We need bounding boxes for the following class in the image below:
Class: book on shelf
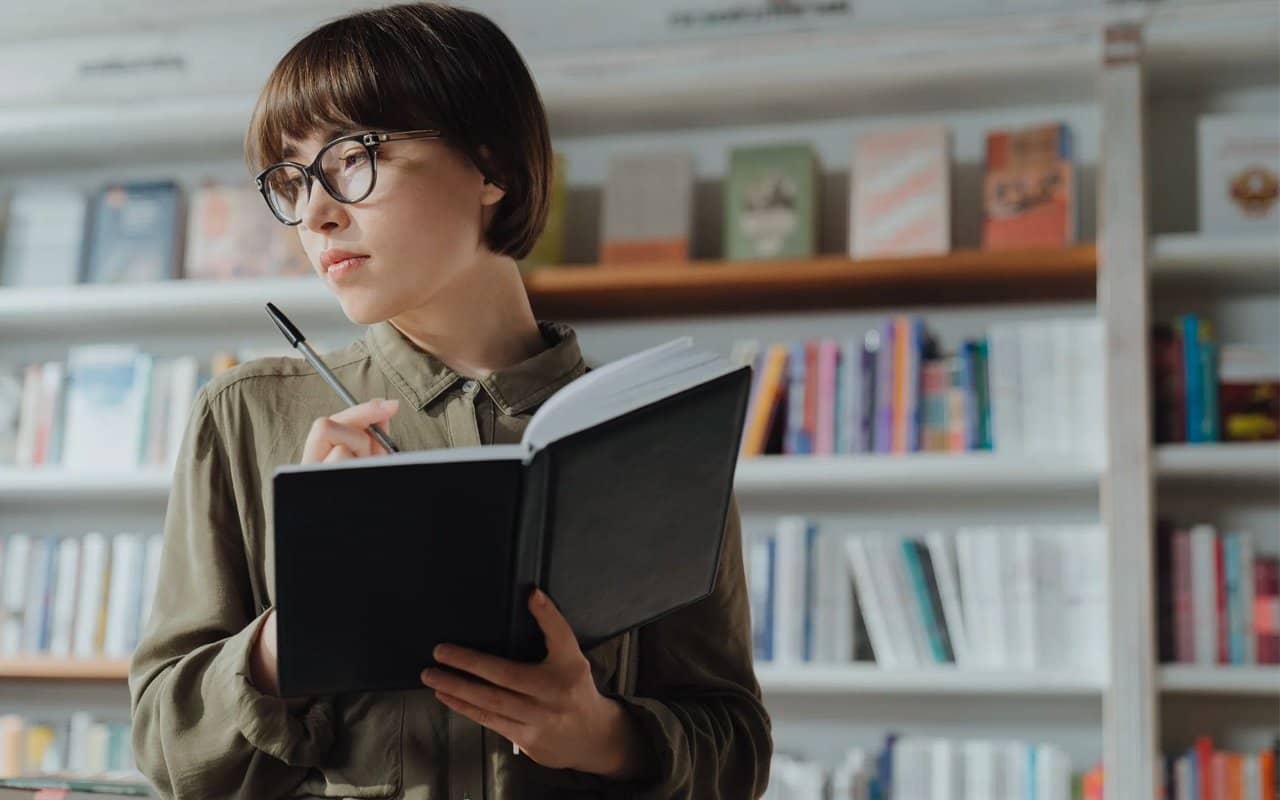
[1153,318,1278,444]
[1157,522,1279,666]
[183,181,309,280]
[770,734,1088,800]
[982,122,1077,250]
[271,337,749,696]
[600,151,694,265]
[520,151,566,273]
[723,142,820,261]
[746,518,1107,673]
[0,531,162,661]
[1161,735,1279,800]
[60,346,153,472]
[735,315,1099,459]
[0,712,140,788]
[82,182,183,285]
[0,188,88,289]
[1198,113,1280,235]
[849,125,951,259]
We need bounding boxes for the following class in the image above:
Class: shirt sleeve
[606,494,774,799]
[128,386,336,799]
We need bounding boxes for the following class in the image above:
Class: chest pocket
[289,691,405,798]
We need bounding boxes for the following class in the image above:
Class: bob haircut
[245,2,552,260]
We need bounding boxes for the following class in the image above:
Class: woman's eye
[341,151,368,170]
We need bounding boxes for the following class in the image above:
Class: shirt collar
[362,319,587,416]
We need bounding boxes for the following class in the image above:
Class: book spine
[975,340,993,450]
[1183,315,1204,443]
[1174,530,1195,662]
[804,341,819,454]
[815,340,838,456]
[1200,327,1221,441]
[1156,521,1176,663]
[784,341,808,455]
[914,540,956,663]
[1217,532,1229,664]
[1191,525,1218,664]
[875,320,896,454]
[507,452,552,661]
[901,539,948,663]
[1256,557,1280,665]
[861,329,879,453]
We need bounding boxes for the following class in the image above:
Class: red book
[1217,535,1229,664]
[1256,557,1280,664]
[1197,737,1215,800]
[804,340,819,454]
[1173,529,1195,662]
[1153,323,1187,444]
[1260,748,1276,800]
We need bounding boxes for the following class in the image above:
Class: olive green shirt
[128,319,771,800]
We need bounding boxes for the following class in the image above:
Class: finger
[323,443,356,462]
[327,397,399,429]
[435,690,527,746]
[303,417,374,462]
[432,644,553,698]
[420,667,541,724]
[528,589,579,665]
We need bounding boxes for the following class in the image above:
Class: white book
[986,323,1023,454]
[124,533,150,653]
[1175,754,1192,800]
[1062,524,1109,672]
[976,528,1008,668]
[1050,319,1074,454]
[23,537,56,654]
[73,532,110,658]
[48,536,81,658]
[955,529,989,667]
[830,748,869,800]
[61,345,154,470]
[1033,529,1068,670]
[14,364,43,467]
[1198,113,1280,234]
[0,370,23,466]
[142,357,174,466]
[1074,319,1106,460]
[38,361,67,465]
[1018,323,1052,456]
[1189,524,1218,665]
[1006,527,1037,670]
[870,534,927,667]
[104,532,143,658]
[930,738,959,800]
[140,533,165,642]
[746,533,774,663]
[1236,531,1256,665]
[1244,754,1261,800]
[964,740,996,800]
[165,356,201,469]
[926,530,971,668]
[0,533,32,655]
[772,517,809,664]
[1035,743,1071,800]
[0,188,87,287]
[844,535,899,668]
[67,711,93,773]
[813,530,853,663]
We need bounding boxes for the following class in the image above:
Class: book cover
[0,188,87,288]
[844,536,898,668]
[1256,557,1280,664]
[60,346,153,471]
[1173,529,1195,662]
[982,122,1076,250]
[0,371,18,467]
[73,533,109,659]
[521,152,566,273]
[1190,525,1218,664]
[83,181,182,284]
[803,340,819,455]
[784,341,809,455]
[814,340,838,455]
[1198,113,1280,234]
[600,152,694,265]
[1153,322,1187,444]
[1218,344,1279,442]
[742,344,788,457]
[874,319,895,453]
[724,143,819,261]
[747,534,775,662]
[184,182,309,280]
[850,126,950,258]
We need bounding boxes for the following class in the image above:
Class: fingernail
[533,589,547,607]
[434,644,447,660]
[420,668,432,683]
[380,398,399,409]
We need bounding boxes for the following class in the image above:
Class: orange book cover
[741,344,788,457]
[891,317,909,453]
[1260,749,1276,800]
[983,123,1076,250]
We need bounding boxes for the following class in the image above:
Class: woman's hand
[421,589,652,782]
[250,398,403,695]
[300,397,400,463]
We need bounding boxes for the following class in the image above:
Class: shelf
[735,452,1101,495]
[1154,442,1280,482]
[0,468,173,502]
[1159,665,1280,695]
[756,664,1105,695]
[0,246,1098,333]
[1150,233,1280,291]
[0,657,130,681]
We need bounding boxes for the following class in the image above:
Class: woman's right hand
[300,397,400,463]
[250,397,403,695]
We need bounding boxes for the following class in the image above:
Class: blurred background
[0,1,1277,798]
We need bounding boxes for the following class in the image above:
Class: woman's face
[281,129,505,325]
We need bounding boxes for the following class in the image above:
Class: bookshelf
[0,2,1276,795]
[0,246,1096,334]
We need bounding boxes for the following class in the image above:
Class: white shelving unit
[1159,666,1280,696]
[0,2,1277,796]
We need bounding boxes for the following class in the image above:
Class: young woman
[127,4,771,799]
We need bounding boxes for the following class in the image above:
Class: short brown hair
[245,3,552,260]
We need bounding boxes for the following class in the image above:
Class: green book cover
[723,143,819,261]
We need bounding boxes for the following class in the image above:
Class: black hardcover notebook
[272,338,751,696]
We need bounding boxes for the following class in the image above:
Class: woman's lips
[325,256,368,282]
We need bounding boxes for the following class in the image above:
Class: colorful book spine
[741,344,788,457]
[815,340,838,455]
[784,341,809,455]
[875,320,896,454]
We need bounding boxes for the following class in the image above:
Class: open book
[272,337,751,696]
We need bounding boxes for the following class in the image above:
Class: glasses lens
[263,165,309,223]
[319,140,374,202]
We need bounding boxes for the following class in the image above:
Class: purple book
[874,318,896,453]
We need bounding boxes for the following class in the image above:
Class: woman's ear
[477,145,506,207]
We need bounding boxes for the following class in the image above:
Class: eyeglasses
[255,128,443,225]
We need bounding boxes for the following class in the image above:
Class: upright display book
[273,337,751,696]
[82,181,182,284]
[723,143,820,261]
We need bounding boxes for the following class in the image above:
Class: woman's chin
[333,291,393,327]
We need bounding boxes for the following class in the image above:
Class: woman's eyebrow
[281,126,357,160]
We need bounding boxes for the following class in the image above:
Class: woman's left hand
[420,588,649,781]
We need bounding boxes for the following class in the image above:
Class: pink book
[850,126,951,258]
[1173,530,1195,662]
[814,340,839,455]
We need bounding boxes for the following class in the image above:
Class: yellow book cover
[741,344,788,457]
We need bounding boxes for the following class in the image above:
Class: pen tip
[265,302,304,347]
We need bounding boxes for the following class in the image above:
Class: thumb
[529,589,579,663]
[328,397,400,429]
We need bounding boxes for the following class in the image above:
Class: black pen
[265,302,401,454]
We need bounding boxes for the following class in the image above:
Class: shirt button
[461,379,478,395]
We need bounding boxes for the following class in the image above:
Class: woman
[128,4,771,799]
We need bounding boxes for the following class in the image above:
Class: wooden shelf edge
[0,657,131,681]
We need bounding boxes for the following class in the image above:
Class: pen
[265,302,401,454]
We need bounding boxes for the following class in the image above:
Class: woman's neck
[387,252,546,379]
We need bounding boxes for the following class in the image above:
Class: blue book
[1181,315,1204,443]
[785,341,810,455]
[1201,337,1221,442]
[802,522,819,662]
[901,540,950,663]
[1225,532,1247,664]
